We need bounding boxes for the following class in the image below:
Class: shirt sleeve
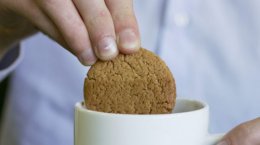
[0,45,23,82]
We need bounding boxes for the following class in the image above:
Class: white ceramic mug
[74,98,224,145]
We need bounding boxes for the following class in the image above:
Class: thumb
[217,117,260,145]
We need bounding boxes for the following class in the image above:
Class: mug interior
[173,99,206,113]
[78,98,206,115]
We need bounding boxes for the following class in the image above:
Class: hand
[217,117,260,145]
[0,5,36,59]
[0,0,140,65]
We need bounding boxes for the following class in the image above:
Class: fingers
[73,0,118,60]
[3,0,140,65]
[36,0,97,65]
[14,0,67,48]
[217,118,260,145]
[0,0,66,47]
[105,0,140,54]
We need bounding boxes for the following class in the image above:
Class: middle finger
[73,0,118,60]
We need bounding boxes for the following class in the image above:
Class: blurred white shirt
[1,0,260,145]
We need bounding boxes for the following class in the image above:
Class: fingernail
[78,48,97,66]
[118,29,139,51]
[217,141,229,145]
[97,37,118,60]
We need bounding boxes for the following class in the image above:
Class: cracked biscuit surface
[84,48,176,114]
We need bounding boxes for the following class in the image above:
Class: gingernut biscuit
[84,48,176,114]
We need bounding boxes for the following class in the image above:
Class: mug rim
[75,98,208,117]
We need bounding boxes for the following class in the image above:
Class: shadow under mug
[74,98,224,145]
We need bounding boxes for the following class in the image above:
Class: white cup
[74,98,224,145]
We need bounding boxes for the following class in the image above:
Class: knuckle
[36,0,60,9]
[224,137,234,145]
[85,11,115,41]
[113,12,133,22]
[236,123,254,143]
[71,19,85,31]
[39,0,55,4]
[238,123,251,136]
[112,13,137,31]
[65,32,88,55]
[86,10,111,26]
[113,13,137,32]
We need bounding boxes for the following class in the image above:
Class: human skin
[217,117,260,145]
[0,0,140,65]
[0,1,259,144]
